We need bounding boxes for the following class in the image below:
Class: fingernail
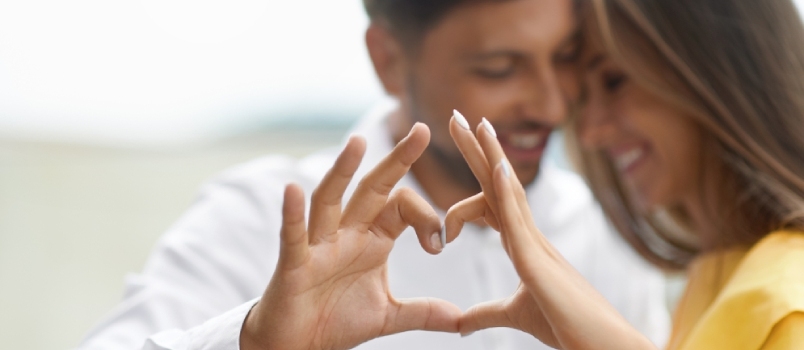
[440,224,447,248]
[481,117,497,137]
[430,232,443,251]
[501,159,512,178]
[461,332,475,338]
[453,109,470,130]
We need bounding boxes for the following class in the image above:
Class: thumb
[459,299,514,336]
[383,297,463,335]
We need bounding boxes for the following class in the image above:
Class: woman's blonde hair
[567,0,804,269]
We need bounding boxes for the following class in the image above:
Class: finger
[341,123,430,230]
[371,188,443,254]
[307,135,367,243]
[494,161,540,273]
[459,299,514,336]
[449,110,499,216]
[384,297,463,335]
[444,193,500,244]
[278,183,309,270]
[477,120,533,221]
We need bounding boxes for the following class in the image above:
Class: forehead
[420,0,576,55]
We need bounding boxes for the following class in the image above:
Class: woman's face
[578,48,706,213]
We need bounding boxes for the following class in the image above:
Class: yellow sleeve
[761,312,804,349]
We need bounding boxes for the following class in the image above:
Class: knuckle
[367,179,394,197]
[310,188,340,207]
[368,221,390,238]
[310,187,322,201]
[391,141,418,165]
[394,187,416,201]
[331,163,354,180]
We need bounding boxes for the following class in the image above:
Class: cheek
[664,120,705,194]
[636,109,705,208]
[410,65,464,120]
[455,77,526,116]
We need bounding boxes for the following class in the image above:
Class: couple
[79,0,804,349]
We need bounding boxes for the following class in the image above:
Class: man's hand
[240,123,462,350]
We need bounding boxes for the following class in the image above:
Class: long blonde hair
[568,0,804,269]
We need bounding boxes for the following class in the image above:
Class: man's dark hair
[362,0,505,48]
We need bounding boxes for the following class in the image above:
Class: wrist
[240,302,266,350]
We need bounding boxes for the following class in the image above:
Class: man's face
[398,0,580,187]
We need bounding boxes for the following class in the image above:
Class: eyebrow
[465,50,527,62]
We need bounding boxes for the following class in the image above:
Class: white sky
[1,1,803,147]
[0,0,381,147]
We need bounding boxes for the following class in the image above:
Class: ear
[366,23,407,96]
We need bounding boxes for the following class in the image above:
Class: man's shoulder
[529,163,598,226]
[540,165,593,198]
[203,147,342,201]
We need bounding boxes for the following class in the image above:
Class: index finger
[341,122,430,230]
[449,110,499,216]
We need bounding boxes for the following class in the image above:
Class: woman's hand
[241,123,462,350]
[444,112,657,350]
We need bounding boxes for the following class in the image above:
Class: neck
[681,196,718,250]
[680,166,735,252]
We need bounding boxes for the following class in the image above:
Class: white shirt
[77,104,670,350]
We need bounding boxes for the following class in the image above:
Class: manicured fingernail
[501,159,512,178]
[481,117,497,137]
[440,224,447,248]
[430,231,443,251]
[453,109,470,130]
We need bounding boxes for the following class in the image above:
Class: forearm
[530,247,658,350]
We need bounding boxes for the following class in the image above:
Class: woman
[449,0,804,349]
[240,0,804,349]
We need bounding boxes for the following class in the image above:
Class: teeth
[508,134,542,149]
[615,148,644,171]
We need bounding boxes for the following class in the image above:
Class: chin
[631,185,672,216]
[624,179,658,214]
[512,162,541,187]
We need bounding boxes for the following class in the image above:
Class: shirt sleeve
[76,157,295,350]
[761,312,804,350]
[142,299,259,350]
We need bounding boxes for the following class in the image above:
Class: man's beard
[407,78,482,194]
[427,140,483,193]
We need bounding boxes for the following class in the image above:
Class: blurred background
[2,1,804,349]
[0,1,378,348]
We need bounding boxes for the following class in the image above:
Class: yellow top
[667,231,804,350]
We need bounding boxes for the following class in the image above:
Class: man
[79,0,670,349]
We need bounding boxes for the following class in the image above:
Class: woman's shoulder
[681,231,804,350]
[727,231,804,302]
